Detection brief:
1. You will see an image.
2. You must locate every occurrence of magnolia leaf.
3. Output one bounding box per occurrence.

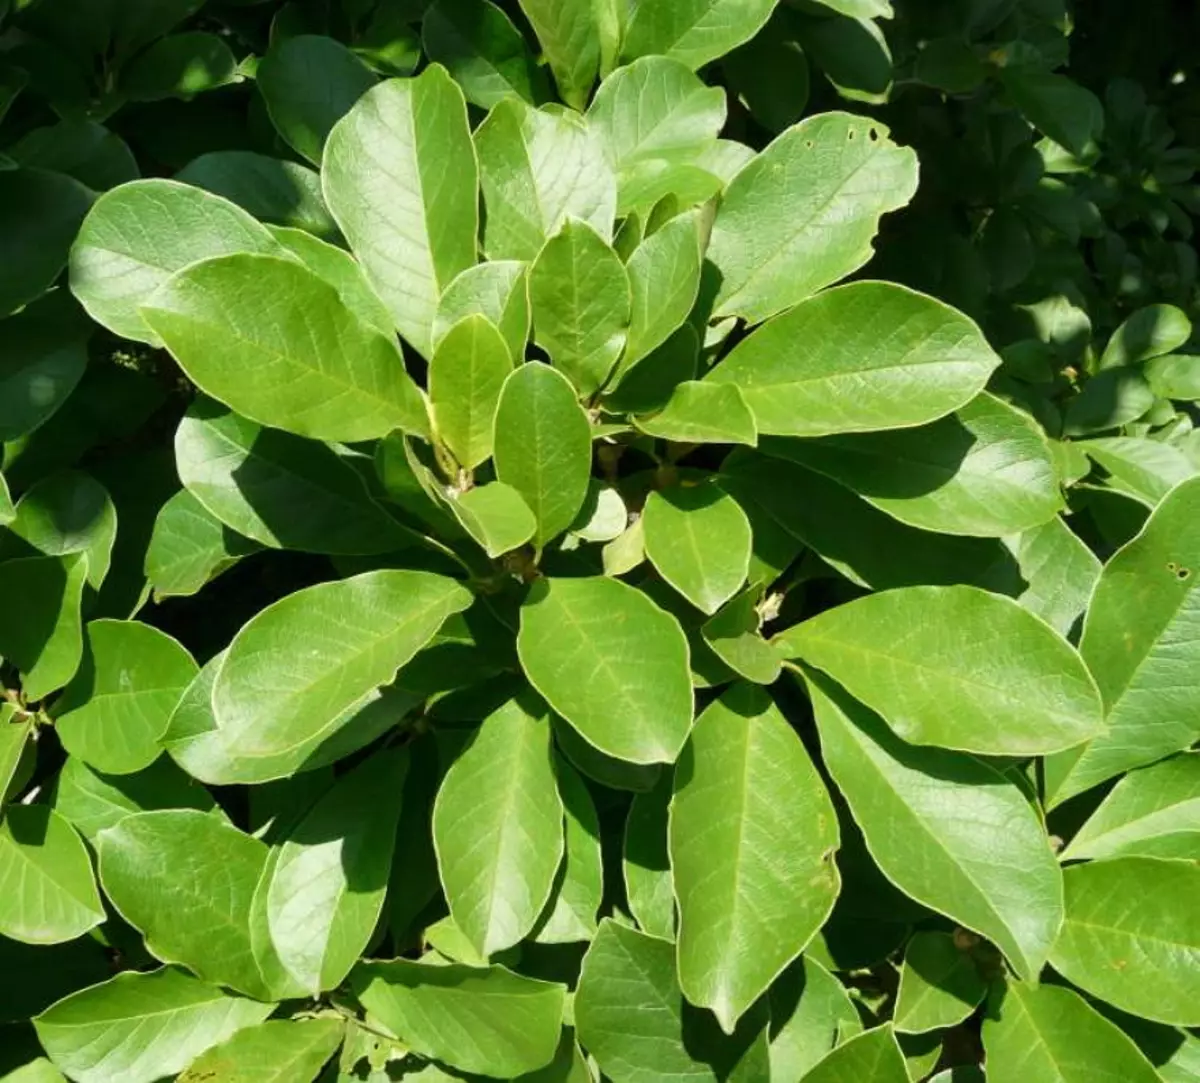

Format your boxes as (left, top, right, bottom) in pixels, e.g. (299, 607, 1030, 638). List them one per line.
(893, 932, 987, 1035)
(69, 179, 280, 346)
(636, 381, 758, 446)
(708, 117, 918, 324)
(429, 314, 513, 470)
(1004, 516, 1102, 635)
(54, 620, 198, 775)
(762, 392, 1064, 537)
(210, 571, 470, 758)
(352, 959, 566, 1077)
(0, 554, 87, 702)
(982, 980, 1160, 1083)
(778, 585, 1103, 756)
(323, 67, 478, 358)
(514, 0, 600, 109)
(476, 99, 616, 261)
(493, 363, 593, 550)
(623, 776, 675, 939)
(267, 747, 408, 994)
(768, 956, 863, 1079)
(621, 0, 779, 70)
(34, 968, 273, 1083)
(701, 590, 780, 685)
(144, 490, 261, 600)
(97, 809, 274, 997)
(432, 695, 564, 956)
(1046, 477, 1200, 807)
(643, 480, 752, 614)
(434, 261, 530, 362)
(671, 684, 840, 1032)
(1049, 857, 1200, 1026)
(709, 281, 999, 436)
(142, 253, 428, 443)
(176, 1018, 344, 1083)
(533, 756, 603, 943)
(257, 35, 376, 164)
(452, 482, 537, 557)
(528, 219, 630, 398)
(805, 670, 1063, 981)
(1101, 304, 1192, 369)
(1062, 753, 1200, 862)
(422, 0, 547, 108)
(518, 576, 694, 765)
(0, 294, 89, 443)
(0, 805, 104, 945)
(799, 1025, 908, 1083)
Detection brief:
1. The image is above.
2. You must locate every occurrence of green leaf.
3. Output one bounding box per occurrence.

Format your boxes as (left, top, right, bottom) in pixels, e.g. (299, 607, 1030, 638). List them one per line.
(528, 219, 630, 398)
(323, 66, 478, 358)
(708, 117, 918, 324)
(97, 809, 275, 997)
(433, 695, 564, 956)
(0, 705, 32, 807)
(768, 956, 863, 1080)
(257, 35, 376, 164)
(1146, 354, 1200, 401)
(1049, 856, 1200, 1026)
(144, 490, 261, 601)
(53, 755, 217, 845)
(533, 756, 602, 943)
(1001, 70, 1104, 157)
(981, 980, 1161, 1083)
(0, 1060, 66, 1083)
(1045, 477, 1200, 807)
(265, 226, 395, 336)
(637, 381, 758, 446)
(620, 0, 780, 70)
(1101, 304, 1192, 369)
(9, 121, 138, 192)
(175, 152, 339, 241)
(0, 474, 13, 526)
(0, 555, 87, 701)
(0, 805, 103, 945)
(430, 315, 514, 470)
(1082, 437, 1199, 507)
(798, 1025, 907, 1083)
(575, 919, 766, 1083)
(701, 591, 781, 686)
(587, 57, 727, 214)
(422, 0, 547, 108)
(723, 17, 810, 134)
(514, 0, 600, 109)
(120, 32, 238, 101)
(177, 1018, 344, 1083)
(1062, 753, 1200, 862)
(893, 932, 987, 1035)
(493, 362, 593, 550)
(621, 208, 704, 371)
(709, 281, 999, 435)
(778, 585, 1103, 756)
(352, 959, 566, 1077)
(175, 401, 413, 555)
(53, 619, 198, 775)
(672, 684, 840, 1032)
(623, 775, 675, 939)
(142, 253, 427, 442)
(476, 100, 616, 262)
(1064, 367, 1156, 436)
(34, 968, 274, 1083)
(210, 571, 468, 759)
(435, 261, 531, 363)
(451, 482, 537, 556)
(805, 670, 1063, 980)
(69, 179, 281, 346)
(643, 480, 752, 614)
(164, 652, 411, 786)
(268, 747, 408, 994)
(1004, 516, 1102, 636)
(0, 169, 93, 319)
(721, 450, 1020, 592)
(0, 294, 89, 442)
(3, 470, 117, 589)
(519, 576, 694, 764)
(796, 12, 893, 105)
(763, 392, 1063, 537)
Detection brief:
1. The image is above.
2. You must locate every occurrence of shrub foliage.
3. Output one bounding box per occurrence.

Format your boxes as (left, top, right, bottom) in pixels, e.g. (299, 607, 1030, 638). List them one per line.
(0, 1, 1198, 1081)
